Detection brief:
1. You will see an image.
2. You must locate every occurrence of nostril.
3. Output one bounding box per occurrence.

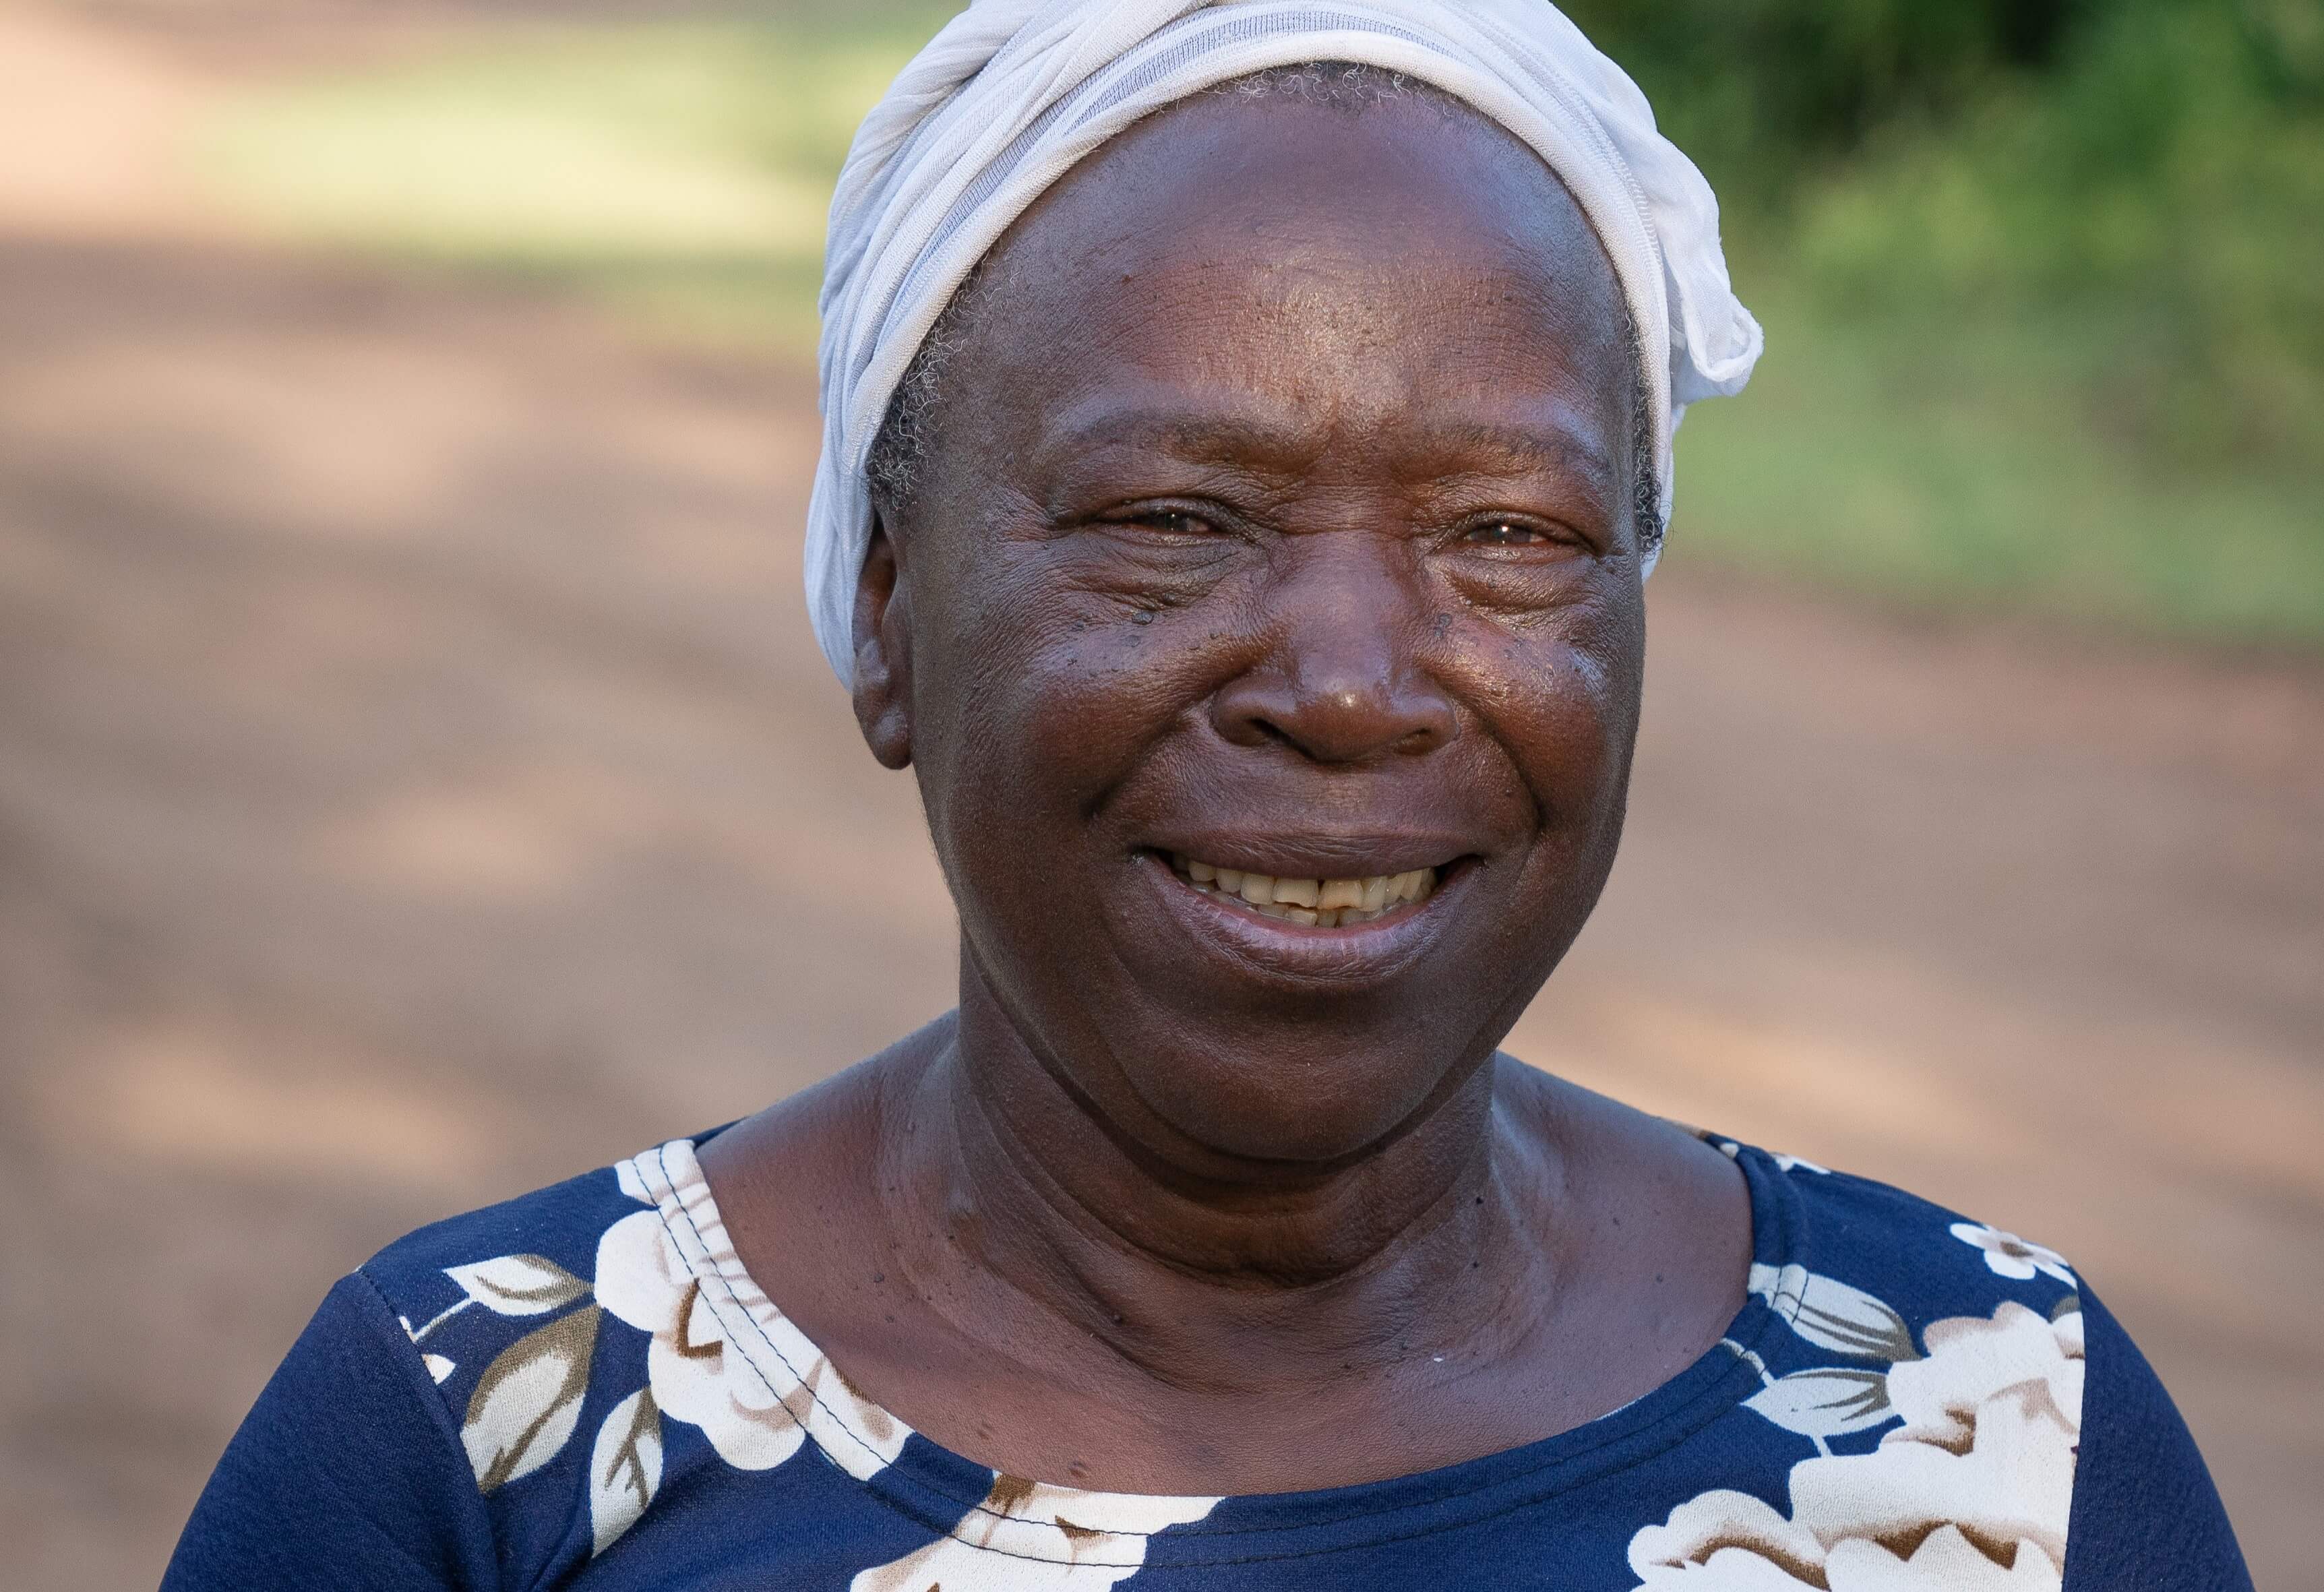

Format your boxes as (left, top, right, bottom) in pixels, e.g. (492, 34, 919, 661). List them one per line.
(1393, 713, 1454, 756)
(1215, 673, 1456, 764)
(1244, 715, 1298, 751)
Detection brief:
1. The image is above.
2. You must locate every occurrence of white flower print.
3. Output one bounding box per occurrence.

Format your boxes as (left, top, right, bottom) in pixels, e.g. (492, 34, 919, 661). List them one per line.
(592, 1202, 907, 1477)
(1949, 1223, 2075, 1286)
(422, 1141, 915, 1559)
(420, 1233, 673, 1557)
(1825, 1525, 2062, 1588)
(593, 1208, 804, 1471)
(1630, 1299, 2083, 1589)
(1705, 1138, 1827, 1175)
(1884, 1302, 2082, 1456)
(1632, 1490, 1827, 1587)
(849, 1474, 1221, 1592)
(1630, 1492, 2059, 1589)
(605, 1140, 1215, 1585)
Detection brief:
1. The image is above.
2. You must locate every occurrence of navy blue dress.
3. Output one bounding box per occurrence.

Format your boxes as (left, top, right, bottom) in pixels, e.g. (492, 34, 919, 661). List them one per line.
(164, 1134, 2249, 1589)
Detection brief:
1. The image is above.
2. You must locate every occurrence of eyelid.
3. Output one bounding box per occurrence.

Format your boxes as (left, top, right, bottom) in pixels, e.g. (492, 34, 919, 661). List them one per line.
(1450, 511, 1594, 553)
(1095, 497, 1243, 539)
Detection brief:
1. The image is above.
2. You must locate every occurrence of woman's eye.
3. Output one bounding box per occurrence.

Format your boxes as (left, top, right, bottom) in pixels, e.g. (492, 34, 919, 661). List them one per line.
(1131, 510, 1217, 539)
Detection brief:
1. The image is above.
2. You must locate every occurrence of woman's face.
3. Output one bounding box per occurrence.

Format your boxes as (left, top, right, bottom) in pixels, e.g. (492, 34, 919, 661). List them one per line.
(858, 88, 1647, 1169)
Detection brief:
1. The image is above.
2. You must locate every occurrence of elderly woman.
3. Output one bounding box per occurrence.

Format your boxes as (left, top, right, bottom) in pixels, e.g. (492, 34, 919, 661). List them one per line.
(165, 2, 2248, 1589)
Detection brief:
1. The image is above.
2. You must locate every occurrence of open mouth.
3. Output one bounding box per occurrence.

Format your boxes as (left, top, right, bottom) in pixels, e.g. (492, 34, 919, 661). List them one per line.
(1164, 853, 1439, 927)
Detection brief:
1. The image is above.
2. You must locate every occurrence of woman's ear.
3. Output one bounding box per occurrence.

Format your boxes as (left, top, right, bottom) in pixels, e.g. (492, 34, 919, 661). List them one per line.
(851, 519, 913, 769)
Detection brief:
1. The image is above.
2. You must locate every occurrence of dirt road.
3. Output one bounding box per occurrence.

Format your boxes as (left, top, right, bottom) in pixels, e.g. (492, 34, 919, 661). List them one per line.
(2, 10, 2319, 1591)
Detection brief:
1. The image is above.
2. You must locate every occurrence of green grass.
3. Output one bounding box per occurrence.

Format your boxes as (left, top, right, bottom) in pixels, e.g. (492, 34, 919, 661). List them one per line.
(202, 9, 955, 350)
(197, 7, 2323, 650)
(1673, 280, 2324, 646)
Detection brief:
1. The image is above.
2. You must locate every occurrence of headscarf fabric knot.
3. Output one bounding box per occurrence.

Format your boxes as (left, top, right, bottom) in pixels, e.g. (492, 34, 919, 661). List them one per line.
(807, 0, 1763, 683)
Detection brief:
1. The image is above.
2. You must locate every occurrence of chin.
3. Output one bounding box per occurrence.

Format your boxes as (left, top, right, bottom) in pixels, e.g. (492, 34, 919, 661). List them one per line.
(1116, 1031, 1470, 1170)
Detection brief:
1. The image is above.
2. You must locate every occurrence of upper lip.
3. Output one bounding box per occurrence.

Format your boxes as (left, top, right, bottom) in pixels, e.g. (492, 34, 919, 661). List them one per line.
(1140, 831, 1479, 879)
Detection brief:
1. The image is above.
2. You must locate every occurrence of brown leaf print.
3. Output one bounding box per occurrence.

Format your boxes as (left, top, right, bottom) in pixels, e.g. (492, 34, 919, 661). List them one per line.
(987, 1475, 1039, 1515)
(462, 1305, 602, 1492)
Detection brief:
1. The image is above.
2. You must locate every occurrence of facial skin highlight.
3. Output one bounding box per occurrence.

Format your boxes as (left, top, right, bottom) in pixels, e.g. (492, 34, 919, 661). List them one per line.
(855, 85, 1648, 1174)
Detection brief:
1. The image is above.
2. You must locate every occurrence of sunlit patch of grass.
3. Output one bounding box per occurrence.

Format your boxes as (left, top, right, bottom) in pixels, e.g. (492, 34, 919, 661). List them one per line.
(1673, 280, 2324, 648)
(200, 11, 950, 354)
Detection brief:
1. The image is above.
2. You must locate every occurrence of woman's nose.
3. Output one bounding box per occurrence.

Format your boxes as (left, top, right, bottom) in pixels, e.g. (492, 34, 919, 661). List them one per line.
(1209, 560, 1458, 764)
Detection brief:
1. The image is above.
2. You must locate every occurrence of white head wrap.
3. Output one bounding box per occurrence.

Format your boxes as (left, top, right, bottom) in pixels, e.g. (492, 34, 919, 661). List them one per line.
(807, 0, 1763, 683)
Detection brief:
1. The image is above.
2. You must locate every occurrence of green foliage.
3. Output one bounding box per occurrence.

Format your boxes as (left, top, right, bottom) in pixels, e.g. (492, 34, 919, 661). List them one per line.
(196, 0, 2323, 646)
(1794, 0, 2324, 462)
(1564, 0, 2323, 641)
(1673, 280, 2324, 646)
(1563, 0, 2083, 191)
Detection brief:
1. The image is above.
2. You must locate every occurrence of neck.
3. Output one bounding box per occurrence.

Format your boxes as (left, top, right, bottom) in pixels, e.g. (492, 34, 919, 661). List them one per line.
(878, 964, 1564, 1397)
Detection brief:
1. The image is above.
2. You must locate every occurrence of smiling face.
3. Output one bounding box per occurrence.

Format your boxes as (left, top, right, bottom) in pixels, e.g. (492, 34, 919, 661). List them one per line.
(854, 84, 1647, 1169)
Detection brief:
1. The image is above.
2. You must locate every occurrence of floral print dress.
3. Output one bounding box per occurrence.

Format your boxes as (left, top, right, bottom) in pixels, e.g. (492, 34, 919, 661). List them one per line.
(164, 1134, 2249, 1590)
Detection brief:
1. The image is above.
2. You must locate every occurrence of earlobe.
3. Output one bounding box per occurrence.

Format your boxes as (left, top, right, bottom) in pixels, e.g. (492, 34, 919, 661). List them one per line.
(852, 522, 914, 770)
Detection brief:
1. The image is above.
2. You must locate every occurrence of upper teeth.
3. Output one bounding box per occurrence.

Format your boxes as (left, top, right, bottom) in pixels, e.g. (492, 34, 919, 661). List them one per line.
(1171, 855, 1438, 926)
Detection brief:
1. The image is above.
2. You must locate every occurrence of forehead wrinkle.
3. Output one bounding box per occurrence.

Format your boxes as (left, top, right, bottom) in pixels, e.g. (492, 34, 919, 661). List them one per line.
(1031, 393, 1618, 495)
(1031, 400, 1333, 481)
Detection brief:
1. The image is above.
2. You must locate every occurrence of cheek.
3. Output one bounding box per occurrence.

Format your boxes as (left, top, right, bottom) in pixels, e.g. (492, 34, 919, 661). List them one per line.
(1421, 599, 1640, 1036)
(1459, 590, 1643, 855)
(908, 538, 1190, 880)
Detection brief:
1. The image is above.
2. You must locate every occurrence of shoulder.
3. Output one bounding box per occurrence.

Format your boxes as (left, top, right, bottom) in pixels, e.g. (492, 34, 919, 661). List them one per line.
(1703, 1134, 2084, 1332)
(1619, 1140, 2089, 1588)
(348, 1141, 723, 1572)
(356, 1140, 710, 1486)
(1691, 1138, 2246, 1589)
(357, 1153, 656, 1368)
(357, 1132, 921, 1571)
(2065, 1285, 2253, 1590)
(164, 1157, 673, 1591)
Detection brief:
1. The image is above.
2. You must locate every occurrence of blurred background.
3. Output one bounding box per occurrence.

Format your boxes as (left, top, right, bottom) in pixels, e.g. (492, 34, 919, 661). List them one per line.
(0, 0, 2317, 1585)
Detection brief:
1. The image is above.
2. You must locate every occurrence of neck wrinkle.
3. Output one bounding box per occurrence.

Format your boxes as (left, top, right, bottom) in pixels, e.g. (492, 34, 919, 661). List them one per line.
(889, 982, 1558, 1397)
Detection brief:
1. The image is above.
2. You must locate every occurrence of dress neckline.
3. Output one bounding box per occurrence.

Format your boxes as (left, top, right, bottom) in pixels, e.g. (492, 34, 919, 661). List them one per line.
(616, 1130, 1804, 1565)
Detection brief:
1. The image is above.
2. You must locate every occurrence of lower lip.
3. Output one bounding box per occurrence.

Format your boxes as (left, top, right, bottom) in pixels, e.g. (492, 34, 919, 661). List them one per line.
(1132, 852, 1463, 985)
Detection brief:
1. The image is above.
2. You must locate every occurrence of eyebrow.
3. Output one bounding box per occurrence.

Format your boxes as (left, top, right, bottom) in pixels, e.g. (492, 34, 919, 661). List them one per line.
(1037, 403, 1620, 487)
(1407, 419, 1620, 484)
